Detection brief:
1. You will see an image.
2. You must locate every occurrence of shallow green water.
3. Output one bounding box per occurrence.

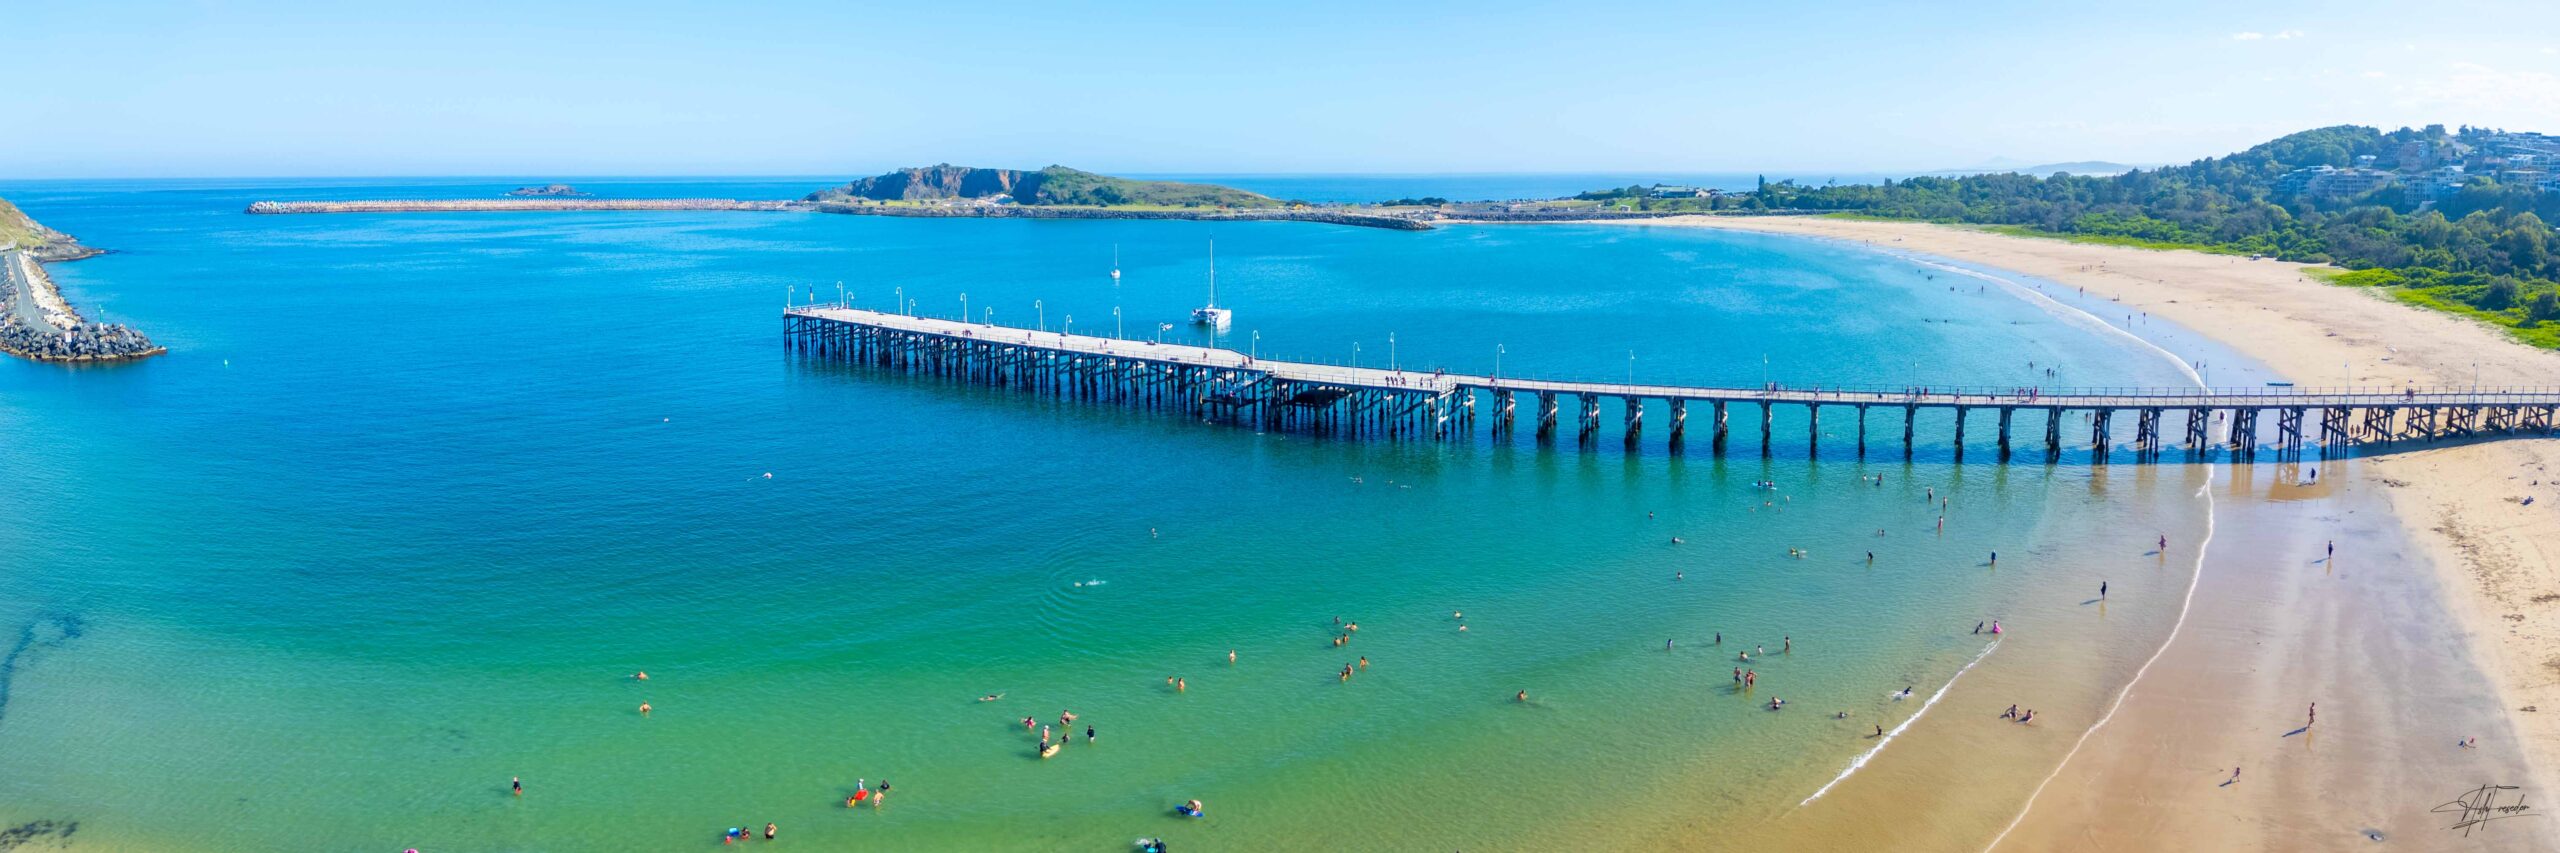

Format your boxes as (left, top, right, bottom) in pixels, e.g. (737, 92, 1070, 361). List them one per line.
(0, 179, 2205, 851)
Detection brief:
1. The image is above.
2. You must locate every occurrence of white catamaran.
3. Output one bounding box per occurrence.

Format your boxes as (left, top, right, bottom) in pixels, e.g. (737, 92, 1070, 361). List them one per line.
(1190, 240, 1232, 329)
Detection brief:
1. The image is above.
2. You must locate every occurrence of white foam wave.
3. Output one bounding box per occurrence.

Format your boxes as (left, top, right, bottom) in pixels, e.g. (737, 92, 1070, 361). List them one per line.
(1799, 637, 2001, 806)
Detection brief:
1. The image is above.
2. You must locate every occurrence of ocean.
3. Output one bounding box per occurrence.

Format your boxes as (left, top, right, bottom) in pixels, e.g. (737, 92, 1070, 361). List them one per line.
(0, 177, 2207, 851)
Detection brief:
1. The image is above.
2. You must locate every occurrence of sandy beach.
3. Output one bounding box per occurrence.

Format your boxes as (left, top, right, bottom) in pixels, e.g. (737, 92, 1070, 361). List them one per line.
(1636, 214, 2560, 849)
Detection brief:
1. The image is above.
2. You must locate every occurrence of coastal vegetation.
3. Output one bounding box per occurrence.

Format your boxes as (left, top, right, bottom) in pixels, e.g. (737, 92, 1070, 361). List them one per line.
(1684, 126, 2560, 347)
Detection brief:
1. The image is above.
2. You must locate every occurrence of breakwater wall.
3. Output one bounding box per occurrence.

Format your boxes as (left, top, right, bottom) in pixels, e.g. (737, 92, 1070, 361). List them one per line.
(809, 202, 1434, 231)
(1, 249, 162, 363)
(246, 199, 808, 214)
(1439, 209, 1838, 224)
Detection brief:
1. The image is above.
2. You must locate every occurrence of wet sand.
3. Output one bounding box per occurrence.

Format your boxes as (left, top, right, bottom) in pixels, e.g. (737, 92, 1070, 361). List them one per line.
(1630, 214, 2560, 850)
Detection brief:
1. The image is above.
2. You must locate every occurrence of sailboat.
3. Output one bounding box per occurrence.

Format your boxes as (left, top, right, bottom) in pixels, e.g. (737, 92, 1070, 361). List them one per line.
(1190, 240, 1232, 329)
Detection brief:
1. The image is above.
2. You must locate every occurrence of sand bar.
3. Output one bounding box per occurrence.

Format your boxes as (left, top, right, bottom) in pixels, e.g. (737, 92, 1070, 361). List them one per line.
(1622, 214, 2560, 850)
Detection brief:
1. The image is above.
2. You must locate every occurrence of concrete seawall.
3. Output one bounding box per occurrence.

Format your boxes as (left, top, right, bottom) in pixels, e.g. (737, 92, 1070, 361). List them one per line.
(808, 202, 1433, 231)
(247, 199, 807, 214)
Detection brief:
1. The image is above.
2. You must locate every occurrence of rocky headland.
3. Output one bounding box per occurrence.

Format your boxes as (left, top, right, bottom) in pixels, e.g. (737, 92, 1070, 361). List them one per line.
(506, 183, 589, 197)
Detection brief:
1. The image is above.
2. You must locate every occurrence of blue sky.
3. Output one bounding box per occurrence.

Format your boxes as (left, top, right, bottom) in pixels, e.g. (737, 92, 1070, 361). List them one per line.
(6, 0, 2557, 177)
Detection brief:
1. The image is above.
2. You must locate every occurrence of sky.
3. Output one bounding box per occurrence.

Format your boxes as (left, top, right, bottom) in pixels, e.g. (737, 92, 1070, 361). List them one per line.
(5, 0, 2558, 178)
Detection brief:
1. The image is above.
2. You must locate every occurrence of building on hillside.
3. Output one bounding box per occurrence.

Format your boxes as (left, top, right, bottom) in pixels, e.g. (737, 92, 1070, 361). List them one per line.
(2395, 140, 2439, 170)
(1648, 185, 1707, 198)
(2276, 165, 2397, 198)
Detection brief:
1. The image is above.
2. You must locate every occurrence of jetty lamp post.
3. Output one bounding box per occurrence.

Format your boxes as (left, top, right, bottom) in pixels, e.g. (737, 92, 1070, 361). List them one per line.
(1628, 350, 1636, 385)
(1352, 341, 1361, 369)
(1114, 307, 1123, 339)
(1390, 332, 1398, 372)
(960, 292, 969, 322)
(1036, 300, 1045, 331)
(896, 287, 905, 316)
(1251, 330, 1260, 360)
(1065, 315, 1073, 335)
(986, 307, 994, 325)
(835, 281, 844, 307)
(1495, 343, 1505, 380)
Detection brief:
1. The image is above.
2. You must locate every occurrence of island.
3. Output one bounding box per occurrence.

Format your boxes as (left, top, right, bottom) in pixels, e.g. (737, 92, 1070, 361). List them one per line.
(2, 198, 162, 362)
(506, 183, 589, 197)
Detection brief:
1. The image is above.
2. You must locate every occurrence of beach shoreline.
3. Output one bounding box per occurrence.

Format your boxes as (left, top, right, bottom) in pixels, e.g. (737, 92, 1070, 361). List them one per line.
(1619, 214, 2560, 849)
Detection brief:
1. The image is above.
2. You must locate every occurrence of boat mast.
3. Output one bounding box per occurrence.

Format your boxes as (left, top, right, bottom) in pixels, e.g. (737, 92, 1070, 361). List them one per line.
(1207, 240, 1217, 308)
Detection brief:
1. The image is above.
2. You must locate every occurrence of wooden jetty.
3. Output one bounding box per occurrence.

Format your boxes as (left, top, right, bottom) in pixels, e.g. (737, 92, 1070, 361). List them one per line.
(785, 305, 2560, 462)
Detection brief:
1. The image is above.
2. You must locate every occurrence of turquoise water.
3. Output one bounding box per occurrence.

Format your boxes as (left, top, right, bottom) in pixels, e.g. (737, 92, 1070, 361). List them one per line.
(0, 179, 2203, 851)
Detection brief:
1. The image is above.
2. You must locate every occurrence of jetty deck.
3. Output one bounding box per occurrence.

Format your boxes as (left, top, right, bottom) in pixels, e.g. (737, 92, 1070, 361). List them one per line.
(786, 305, 2560, 462)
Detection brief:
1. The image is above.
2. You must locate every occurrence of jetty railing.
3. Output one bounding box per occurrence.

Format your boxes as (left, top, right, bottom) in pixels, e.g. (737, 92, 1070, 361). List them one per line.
(784, 304, 2560, 463)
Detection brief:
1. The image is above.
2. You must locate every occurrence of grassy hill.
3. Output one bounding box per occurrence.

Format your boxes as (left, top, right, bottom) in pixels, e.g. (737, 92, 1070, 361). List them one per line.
(1013, 167, 1281, 208)
(809, 165, 1282, 209)
(0, 198, 99, 260)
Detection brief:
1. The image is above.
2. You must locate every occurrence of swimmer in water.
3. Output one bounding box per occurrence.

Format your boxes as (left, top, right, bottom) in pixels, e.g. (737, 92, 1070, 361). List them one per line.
(639, 702, 651, 716)
(1228, 649, 1237, 664)
(633, 671, 648, 681)
(979, 693, 1004, 702)
(1516, 689, 1528, 702)
(1358, 656, 1368, 669)
(513, 776, 522, 796)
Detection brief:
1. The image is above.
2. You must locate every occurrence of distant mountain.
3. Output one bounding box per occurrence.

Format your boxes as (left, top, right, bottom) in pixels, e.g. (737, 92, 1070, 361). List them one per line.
(808, 165, 1282, 209)
(1927, 161, 2143, 178)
